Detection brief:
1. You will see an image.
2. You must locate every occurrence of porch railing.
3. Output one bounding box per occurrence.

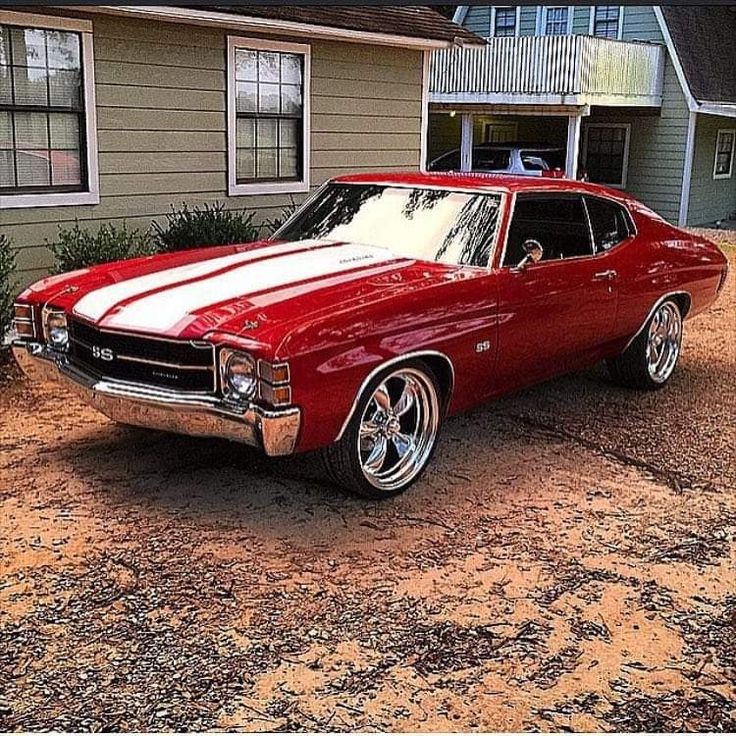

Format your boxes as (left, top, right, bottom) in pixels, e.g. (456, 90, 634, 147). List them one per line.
(430, 35, 665, 107)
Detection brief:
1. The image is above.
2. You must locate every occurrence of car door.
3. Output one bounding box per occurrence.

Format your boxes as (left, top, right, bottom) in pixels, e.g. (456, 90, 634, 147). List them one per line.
(492, 192, 619, 389)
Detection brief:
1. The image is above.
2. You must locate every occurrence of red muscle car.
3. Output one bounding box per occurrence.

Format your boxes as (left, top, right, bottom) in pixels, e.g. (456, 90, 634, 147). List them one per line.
(12, 173, 728, 498)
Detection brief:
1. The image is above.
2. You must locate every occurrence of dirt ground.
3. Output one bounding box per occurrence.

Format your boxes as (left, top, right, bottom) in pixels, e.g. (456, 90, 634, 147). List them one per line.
(1, 235, 734, 732)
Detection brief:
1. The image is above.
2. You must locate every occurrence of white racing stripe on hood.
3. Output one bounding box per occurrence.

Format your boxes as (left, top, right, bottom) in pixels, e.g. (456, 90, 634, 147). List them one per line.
(73, 239, 327, 322)
(103, 243, 397, 332)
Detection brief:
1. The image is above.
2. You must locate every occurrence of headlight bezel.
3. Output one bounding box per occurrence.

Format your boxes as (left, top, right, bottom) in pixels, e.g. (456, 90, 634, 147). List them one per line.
(42, 308, 69, 351)
(220, 348, 258, 401)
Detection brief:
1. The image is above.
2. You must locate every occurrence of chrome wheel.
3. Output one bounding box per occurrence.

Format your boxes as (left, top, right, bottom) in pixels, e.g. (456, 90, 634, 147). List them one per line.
(358, 367, 440, 492)
(646, 301, 682, 383)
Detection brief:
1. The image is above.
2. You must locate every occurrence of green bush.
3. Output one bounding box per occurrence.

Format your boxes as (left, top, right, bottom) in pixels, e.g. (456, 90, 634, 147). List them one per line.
(48, 221, 151, 274)
(151, 202, 260, 253)
(0, 234, 17, 343)
(262, 197, 301, 236)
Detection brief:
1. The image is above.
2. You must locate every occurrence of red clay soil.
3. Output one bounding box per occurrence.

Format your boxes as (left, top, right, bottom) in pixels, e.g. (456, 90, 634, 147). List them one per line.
(1, 235, 734, 731)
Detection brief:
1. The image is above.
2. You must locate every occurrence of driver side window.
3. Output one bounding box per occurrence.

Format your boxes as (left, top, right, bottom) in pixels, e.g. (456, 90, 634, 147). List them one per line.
(503, 194, 593, 267)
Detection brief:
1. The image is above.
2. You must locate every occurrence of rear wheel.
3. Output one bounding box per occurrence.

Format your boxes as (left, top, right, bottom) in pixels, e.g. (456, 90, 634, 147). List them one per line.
(607, 299, 683, 390)
(321, 361, 442, 499)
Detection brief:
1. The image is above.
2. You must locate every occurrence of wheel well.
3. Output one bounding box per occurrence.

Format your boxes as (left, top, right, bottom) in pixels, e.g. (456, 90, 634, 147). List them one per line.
(671, 292, 692, 319)
(418, 354, 455, 409)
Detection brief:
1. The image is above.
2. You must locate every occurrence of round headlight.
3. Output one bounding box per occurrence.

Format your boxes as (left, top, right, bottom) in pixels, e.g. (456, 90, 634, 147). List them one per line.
(226, 352, 257, 400)
(47, 313, 69, 350)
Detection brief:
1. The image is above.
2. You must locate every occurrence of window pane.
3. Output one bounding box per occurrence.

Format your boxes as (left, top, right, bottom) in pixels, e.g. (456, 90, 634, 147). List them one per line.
(258, 82, 280, 113)
(0, 65, 10, 105)
(46, 30, 80, 70)
(257, 118, 278, 148)
(0, 26, 9, 66)
(281, 84, 301, 115)
(16, 149, 50, 186)
(14, 112, 48, 149)
(236, 117, 254, 148)
(49, 68, 81, 107)
(236, 148, 255, 179)
(281, 54, 302, 85)
(50, 148, 81, 185)
(13, 66, 48, 105)
(0, 111, 11, 148)
(279, 148, 298, 178)
(258, 52, 280, 83)
(236, 81, 257, 113)
(279, 119, 297, 147)
(0, 149, 15, 187)
(586, 196, 627, 250)
(257, 147, 277, 179)
(49, 113, 79, 149)
(11, 27, 46, 67)
(234, 49, 257, 82)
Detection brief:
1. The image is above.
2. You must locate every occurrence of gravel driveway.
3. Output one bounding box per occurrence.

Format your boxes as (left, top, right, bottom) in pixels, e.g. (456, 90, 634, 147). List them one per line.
(1, 236, 734, 731)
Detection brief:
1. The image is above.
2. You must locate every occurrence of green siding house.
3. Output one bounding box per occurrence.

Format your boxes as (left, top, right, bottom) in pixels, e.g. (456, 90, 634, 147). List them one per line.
(0, 6, 478, 285)
(430, 5, 736, 227)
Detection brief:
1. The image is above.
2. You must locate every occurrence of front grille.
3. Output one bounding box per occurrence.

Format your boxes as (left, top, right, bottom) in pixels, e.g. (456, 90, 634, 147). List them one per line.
(68, 319, 215, 393)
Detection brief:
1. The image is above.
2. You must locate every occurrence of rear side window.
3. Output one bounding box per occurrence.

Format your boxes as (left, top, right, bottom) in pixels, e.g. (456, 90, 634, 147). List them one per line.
(474, 149, 511, 171)
(504, 194, 593, 266)
(585, 196, 632, 252)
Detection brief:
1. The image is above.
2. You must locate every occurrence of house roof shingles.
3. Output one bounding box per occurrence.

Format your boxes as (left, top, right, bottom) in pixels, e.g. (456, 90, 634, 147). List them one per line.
(194, 5, 482, 45)
(662, 6, 736, 105)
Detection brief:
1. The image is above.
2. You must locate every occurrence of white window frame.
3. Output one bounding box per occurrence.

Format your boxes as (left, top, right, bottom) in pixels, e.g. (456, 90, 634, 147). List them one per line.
(588, 6, 624, 40)
(227, 35, 311, 197)
(582, 123, 631, 188)
(490, 6, 521, 38)
(0, 10, 99, 210)
(538, 6, 574, 36)
(713, 128, 735, 180)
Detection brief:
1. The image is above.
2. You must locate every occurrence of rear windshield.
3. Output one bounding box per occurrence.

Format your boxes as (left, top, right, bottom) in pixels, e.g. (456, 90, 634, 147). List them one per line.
(276, 183, 503, 268)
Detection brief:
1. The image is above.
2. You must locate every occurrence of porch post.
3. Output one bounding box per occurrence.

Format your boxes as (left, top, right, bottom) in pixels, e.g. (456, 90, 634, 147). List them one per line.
(460, 113, 473, 172)
(565, 114, 582, 179)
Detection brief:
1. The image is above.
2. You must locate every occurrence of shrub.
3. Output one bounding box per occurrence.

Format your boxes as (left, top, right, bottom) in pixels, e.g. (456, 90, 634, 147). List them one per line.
(262, 197, 301, 236)
(48, 221, 151, 274)
(151, 202, 260, 253)
(0, 234, 17, 344)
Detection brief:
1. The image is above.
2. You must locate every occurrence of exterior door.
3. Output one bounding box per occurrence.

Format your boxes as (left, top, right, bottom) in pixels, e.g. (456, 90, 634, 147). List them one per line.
(492, 193, 619, 389)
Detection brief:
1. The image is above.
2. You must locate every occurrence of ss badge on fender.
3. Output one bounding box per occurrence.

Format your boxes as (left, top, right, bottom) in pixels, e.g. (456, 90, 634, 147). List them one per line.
(91, 346, 114, 361)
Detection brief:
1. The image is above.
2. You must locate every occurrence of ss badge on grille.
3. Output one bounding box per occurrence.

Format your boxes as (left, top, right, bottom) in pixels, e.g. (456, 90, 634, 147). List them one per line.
(91, 346, 114, 361)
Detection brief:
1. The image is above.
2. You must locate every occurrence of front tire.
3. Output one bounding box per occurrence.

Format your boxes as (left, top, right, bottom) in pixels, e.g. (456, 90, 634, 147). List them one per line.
(607, 299, 683, 390)
(321, 361, 443, 499)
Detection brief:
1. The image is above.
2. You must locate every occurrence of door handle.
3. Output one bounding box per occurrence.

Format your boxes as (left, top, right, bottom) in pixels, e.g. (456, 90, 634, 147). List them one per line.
(594, 269, 617, 281)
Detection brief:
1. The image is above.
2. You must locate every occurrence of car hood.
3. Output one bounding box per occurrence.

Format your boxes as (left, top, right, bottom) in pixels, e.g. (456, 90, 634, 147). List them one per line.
(36, 239, 464, 353)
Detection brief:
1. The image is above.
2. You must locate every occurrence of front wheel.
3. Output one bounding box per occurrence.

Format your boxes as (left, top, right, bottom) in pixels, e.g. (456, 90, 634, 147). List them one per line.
(607, 299, 683, 390)
(321, 361, 443, 499)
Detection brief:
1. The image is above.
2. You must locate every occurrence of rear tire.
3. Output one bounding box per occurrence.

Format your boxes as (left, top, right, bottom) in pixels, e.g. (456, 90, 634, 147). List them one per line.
(321, 360, 443, 499)
(607, 299, 683, 390)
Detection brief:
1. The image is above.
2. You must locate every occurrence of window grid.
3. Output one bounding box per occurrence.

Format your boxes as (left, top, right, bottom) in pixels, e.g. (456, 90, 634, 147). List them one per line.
(494, 8, 517, 37)
(593, 6, 620, 39)
(714, 130, 734, 179)
(234, 47, 303, 184)
(0, 24, 86, 194)
(584, 126, 628, 187)
(545, 7, 569, 35)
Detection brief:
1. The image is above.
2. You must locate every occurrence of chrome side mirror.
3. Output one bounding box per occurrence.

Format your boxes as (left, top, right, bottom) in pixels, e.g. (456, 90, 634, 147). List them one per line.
(513, 239, 544, 272)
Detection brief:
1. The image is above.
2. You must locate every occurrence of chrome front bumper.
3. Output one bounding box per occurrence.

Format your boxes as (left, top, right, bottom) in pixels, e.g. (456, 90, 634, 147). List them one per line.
(12, 341, 301, 456)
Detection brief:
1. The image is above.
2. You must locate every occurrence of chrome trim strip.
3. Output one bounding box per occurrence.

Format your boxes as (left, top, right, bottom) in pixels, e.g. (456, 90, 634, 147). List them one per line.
(335, 349, 456, 442)
(621, 290, 691, 353)
(12, 342, 301, 456)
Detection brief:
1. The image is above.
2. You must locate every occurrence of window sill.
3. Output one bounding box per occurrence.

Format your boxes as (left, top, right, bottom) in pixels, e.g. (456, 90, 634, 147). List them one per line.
(228, 180, 310, 197)
(1, 190, 100, 210)
(713, 173, 733, 181)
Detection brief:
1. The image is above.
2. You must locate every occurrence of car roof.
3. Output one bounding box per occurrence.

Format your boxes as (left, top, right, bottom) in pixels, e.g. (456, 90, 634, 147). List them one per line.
(332, 171, 634, 200)
(436, 143, 564, 153)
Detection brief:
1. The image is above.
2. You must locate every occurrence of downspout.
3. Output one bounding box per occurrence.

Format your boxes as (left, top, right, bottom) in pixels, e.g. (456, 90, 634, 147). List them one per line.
(678, 111, 696, 227)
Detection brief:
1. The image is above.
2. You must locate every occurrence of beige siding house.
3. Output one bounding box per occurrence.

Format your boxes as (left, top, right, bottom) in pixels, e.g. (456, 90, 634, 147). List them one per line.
(0, 6, 478, 286)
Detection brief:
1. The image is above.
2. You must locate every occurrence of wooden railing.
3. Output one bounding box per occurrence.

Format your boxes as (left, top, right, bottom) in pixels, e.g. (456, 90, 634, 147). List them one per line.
(430, 35, 665, 107)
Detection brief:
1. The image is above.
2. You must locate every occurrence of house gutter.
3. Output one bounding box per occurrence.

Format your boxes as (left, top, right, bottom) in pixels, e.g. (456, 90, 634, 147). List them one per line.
(75, 5, 463, 50)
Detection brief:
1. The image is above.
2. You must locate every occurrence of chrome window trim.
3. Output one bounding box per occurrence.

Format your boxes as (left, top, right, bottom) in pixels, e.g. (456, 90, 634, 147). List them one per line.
(335, 349, 455, 442)
(621, 290, 691, 353)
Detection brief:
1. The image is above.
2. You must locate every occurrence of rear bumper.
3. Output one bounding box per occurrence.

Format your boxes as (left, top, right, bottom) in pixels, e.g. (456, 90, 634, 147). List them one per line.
(12, 341, 301, 456)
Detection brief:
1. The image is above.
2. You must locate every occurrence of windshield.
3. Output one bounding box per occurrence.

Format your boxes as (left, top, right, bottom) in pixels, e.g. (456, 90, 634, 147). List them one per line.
(276, 183, 503, 268)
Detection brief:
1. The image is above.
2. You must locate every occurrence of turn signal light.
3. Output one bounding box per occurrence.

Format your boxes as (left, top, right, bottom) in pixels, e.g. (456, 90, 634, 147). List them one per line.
(258, 360, 290, 385)
(259, 383, 292, 407)
(12, 303, 36, 339)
